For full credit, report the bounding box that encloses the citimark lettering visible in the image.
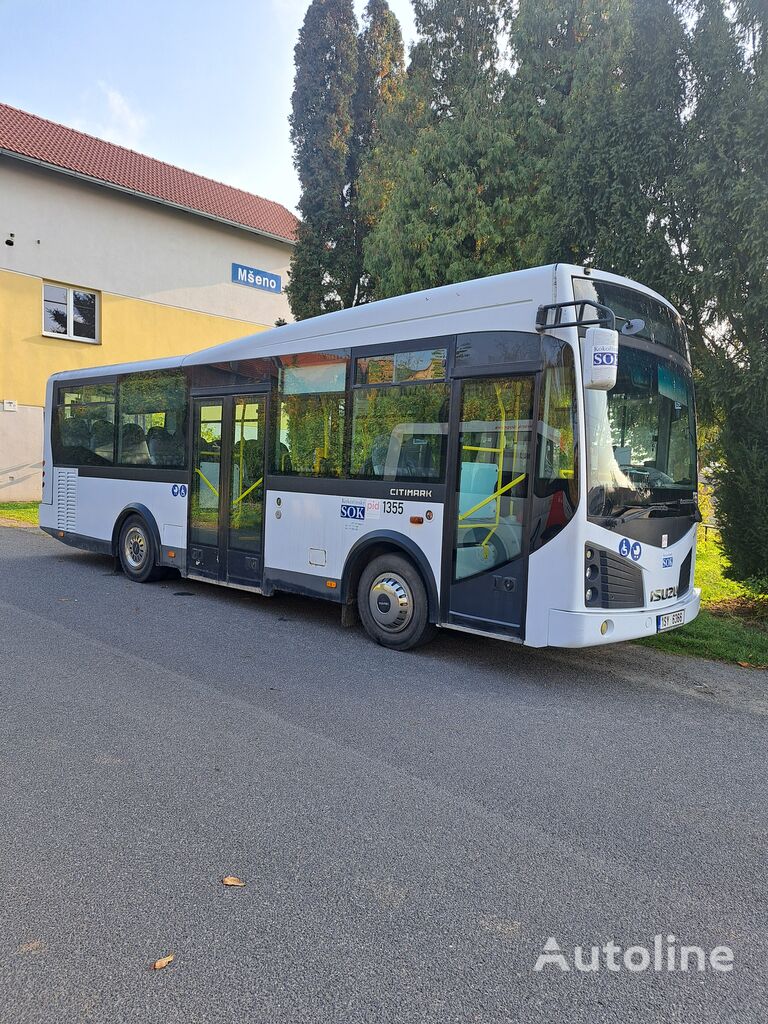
[388,487,433,498]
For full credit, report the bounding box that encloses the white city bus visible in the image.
[40,264,701,650]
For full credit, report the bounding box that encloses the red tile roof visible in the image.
[0,103,298,243]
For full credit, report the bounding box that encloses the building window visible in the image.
[272,352,348,477]
[43,282,99,343]
[117,370,188,467]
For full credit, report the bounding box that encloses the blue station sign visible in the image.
[231,262,282,294]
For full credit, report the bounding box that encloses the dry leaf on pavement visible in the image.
[151,954,174,970]
[222,876,246,887]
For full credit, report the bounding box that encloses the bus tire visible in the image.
[357,554,436,651]
[118,514,165,583]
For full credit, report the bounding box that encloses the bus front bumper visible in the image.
[547,587,701,648]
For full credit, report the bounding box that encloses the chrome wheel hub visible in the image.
[124,526,147,569]
[369,572,413,633]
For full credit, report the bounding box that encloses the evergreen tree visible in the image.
[348,0,405,306]
[507,0,691,304]
[287,0,359,320]
[686,0,768,578]
[363,1,523,296]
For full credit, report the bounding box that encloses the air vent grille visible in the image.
[585,544,644,610]
[598,550,644,609]
[55,469,77,532]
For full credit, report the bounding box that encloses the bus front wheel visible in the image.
[357,554,436,651]
[118,514,165,583]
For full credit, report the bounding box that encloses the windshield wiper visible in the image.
[617,502,679,524]
[602,501,701,528]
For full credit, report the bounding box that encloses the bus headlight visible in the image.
[585,545,601,606]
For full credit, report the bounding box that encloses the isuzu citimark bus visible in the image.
[40,265,700,651]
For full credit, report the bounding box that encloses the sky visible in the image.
[0,0,417,214]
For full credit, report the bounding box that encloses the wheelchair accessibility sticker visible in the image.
[171,484,188,498]
[619,538,642,561]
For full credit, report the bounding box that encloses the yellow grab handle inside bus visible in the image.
[231,477,263,507]
[458,472,526,522]
[195,467,219,498]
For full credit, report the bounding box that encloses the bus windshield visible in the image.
[585,345,697,518]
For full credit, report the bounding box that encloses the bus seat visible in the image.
[61,418,91,450]
[397,437,432,479]
[90,419,114,461]
[459,462,499,519]
[147,426,178,466]
[120,422,150,465]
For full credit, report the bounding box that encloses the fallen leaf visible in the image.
[17,940,43,955]
[737,661,752,668]
[222,875,246,887]
[151,954,174,970]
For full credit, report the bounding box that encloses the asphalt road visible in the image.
[0,525,766,1024]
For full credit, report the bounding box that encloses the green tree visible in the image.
[363,1,525,297]
[686,0,768,578]
[287,0,359,320]
[506,0,692,304]
[348,0,405,306]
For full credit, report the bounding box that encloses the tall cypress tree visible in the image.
[347,0,405,307]
[287,0,358,320]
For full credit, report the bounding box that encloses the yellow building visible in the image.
[0,103,297,500]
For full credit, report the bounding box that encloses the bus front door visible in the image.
[188,393,268,588]
[445,375,535,640]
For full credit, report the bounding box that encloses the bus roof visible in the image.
[48,264,680,382]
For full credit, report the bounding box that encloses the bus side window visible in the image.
[52,383,116,467]
[116,370,187,469]
[531,350,579,548]
[271,352,348,479]
[350,383,449,482]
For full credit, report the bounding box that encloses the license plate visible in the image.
[657,610,685,632]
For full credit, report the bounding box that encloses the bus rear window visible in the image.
[53,382,116,466]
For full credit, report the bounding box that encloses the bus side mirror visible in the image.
[582,326,619,390]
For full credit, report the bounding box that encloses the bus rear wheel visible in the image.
[357,554,436,651]
[118,514,165,583]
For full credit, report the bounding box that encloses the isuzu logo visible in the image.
[650,586,678,602]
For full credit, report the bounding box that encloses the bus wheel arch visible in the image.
[342,535,439,650]
[112,505,166,583]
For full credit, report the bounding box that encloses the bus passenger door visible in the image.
[189,398,225,579]
[188,393,268,587]
[225,395,267,587]
[444,375,535,639]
